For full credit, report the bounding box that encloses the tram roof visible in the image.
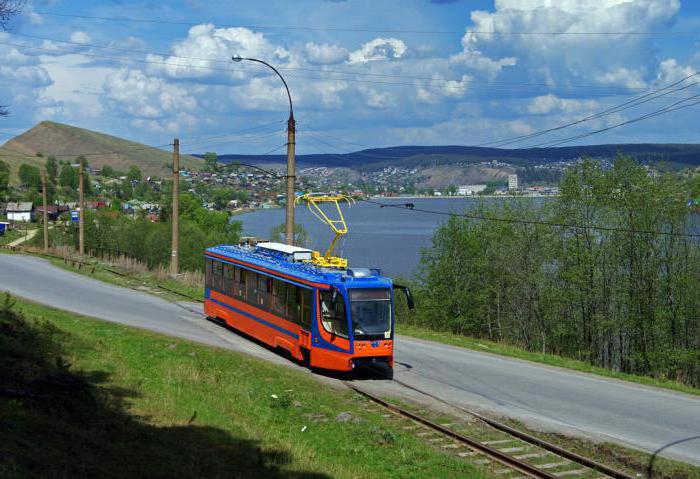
[205,244,392,288]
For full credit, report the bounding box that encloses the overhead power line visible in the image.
[530,93,700,148]
[360,199,700,238]
[8,31,662,95]
[32,11,700,36]
[2,38,663,99]
[477,71,700,148]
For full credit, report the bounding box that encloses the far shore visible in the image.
[368,193,560,200]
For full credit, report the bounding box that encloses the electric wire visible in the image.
[8,31,664,95]
[0,38,685,98]
[32,11,700,36]
[359,199,700,238]
[478,71,700,148]
[528,93,700,148]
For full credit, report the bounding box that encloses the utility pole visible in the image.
[170,138,179,276]
[79,157,84,256]
[41,169,48,252]
[231,56,296,245]
[285,115,296,245]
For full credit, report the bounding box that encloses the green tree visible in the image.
[203,152,218,172]
[18,163,41,189]
[127,165,142,182]
[415,156,700,387]
[59,164,79,190]
[0,160,9,199]
[101,165,115,178]
[46,156,58,184]
[211,187,233,210]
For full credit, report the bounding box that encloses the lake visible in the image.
[236,197,491,278]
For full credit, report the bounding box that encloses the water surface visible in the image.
[236,198,479,278]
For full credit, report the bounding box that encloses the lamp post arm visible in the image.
[242,57,294,118]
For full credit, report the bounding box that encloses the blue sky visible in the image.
[1,0,700,154]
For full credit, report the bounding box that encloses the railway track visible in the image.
[346,380,635,479]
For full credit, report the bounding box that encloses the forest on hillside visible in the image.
[409,157,700,387]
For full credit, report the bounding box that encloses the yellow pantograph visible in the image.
[295,193,355,268]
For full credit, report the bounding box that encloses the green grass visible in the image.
[14,246,700,398]
[397,324,700,397]
[0,229,23,245]
[0,297,483,479]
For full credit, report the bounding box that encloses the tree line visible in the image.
[33,189,242,272]
[407,157,700,387]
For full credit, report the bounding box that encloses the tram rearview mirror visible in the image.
[394,284,415,310]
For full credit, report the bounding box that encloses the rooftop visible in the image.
[205,243,391,288]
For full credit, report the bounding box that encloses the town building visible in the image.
[6,202,34,222]
[508,174,519,191]
[458,184,487,196]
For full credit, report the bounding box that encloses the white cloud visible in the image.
[358,86,396,109]
[69,31,92,45]
[655,58,695,84]
[460,0,681,86]
[305,42,348,64]
[348,38,407,64]
[527,94,598,115]
[146,24,290,81]
[102,69,196,121]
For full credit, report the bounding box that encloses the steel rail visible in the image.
[390,377,635,479]
[346,382,559,479]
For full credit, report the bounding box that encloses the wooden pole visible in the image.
[170,139,179,276]
[41,170,48,252]
[285,114,296,245]
[79,158,84,256]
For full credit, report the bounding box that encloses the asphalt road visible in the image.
[1,254,699,465]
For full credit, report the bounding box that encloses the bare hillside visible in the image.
[0,121,202,182]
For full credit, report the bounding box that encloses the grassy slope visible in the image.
[397,324,700,397]
[13,247,700,398]
[1,121,202,182]
[0,145,45,184]
[0,297,481,479]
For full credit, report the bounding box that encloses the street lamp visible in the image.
[232,55,296,246]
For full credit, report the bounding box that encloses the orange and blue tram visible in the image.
[204,241,413,374]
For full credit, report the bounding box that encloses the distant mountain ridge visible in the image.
[214,143,700,170]
[1,121,202,182]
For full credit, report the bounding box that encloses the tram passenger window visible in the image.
[213,261,224,291]
[239,269,247,300]
[287,286,301,324]
[223,263,234,295]
[231,266,239,295]
[301,288,312,328]
[320,291,348,338]
[247,272,258,304]
[257,274,269,308]
[272,280,286,316]
[205,259,213,288]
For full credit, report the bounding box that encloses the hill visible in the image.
[215,143,700,170]
[0,121,202,182]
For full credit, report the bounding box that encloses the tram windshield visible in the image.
[348,289,392,340]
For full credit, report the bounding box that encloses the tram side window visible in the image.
[257,274,270,308]
[320,291,348,338]
[301,288,312,327]
[247,271,258,304]
[272,280,287,316]
[287,285,301,324]
[213,261,224,291]
[238,268,247,301]
[223,263,234,295]
[205,258,213,289]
